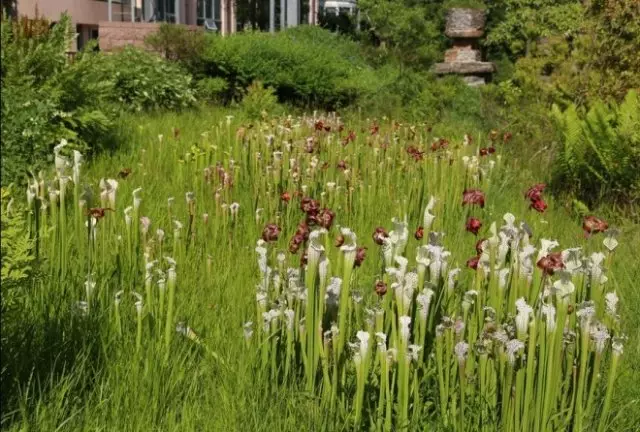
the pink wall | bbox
[18,1,198,26]
[17,0,114,25]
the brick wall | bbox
[98,21,201,52]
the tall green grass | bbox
[2,107,638,431]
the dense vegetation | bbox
[1,1,639,431]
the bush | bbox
[144,23,207,76]
[201,26,381,109]
[93,47,197,112]
[551,89,640,204]
[196,76,230,104]
[1,14,114,184]
[239,81,279,120]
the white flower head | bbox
[408,344,422,362]
[454,341,469,363]
[416,288,435,320]
[590,325,610,354]
[132,188,143,210]
[307,229,327,265]
[423,196,437,230]
[605,291,619,317]
[230,202,240,218]
[399,315,411,342]
[506,339,525,364]
[356,330,370,358]
[603,229,619,252]
[515,298,533,335]
[541,303,557,332]
[243,321,254,340]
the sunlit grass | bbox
[2,107,638,431]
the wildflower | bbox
[132,188,143,210]
[463,134,472,146]
[576,302,596,327]
[531,199,548,213]
[466,256,480,270]
[399,316,411,342]
[466,217,482,235]
[515,298,533,335]
[506,339,525,364]
[280,192,291,202]
[230,202,240,218]
[315,208,335,229]
[416,289,435,320]
[583,216,608,236]
[605,291,619,317]
[375,280,387,297]
[289,234,304,253]
[423,196,436,230]
[140,217,151,235]
[479,147,489,157]
[307,229,327,266]
[124,206,133,226]
[326,277,342,306]
[488,146,496,154]
[454,341,469,363]
[537,252,564,275]
[503,132,512,143]
[262,223,281,242]
[603,228,619,252]
[462,189,485,208]
[296,221,310,241]
[337,160,348,170]
[414,226,424,240]
[354,247,367,268]
[535,300,555,331]
[612,337,624,356]
[590,325,610,354]
[372,226,389,245]
[300,197,320,217]
[525,183,546,202]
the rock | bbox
[433,62,495,75]
[445,8,486,39]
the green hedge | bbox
[201,26,382,109]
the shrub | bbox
[93,47,197,112]
[201,26,381,109]
[551,89,640,204]
[196,76,230,104]
[1,13,114,185]
[144,23,207,76]
[239,81,279,120]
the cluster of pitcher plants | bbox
[14,111,625,431]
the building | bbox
[15,0,356,51]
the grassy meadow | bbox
[2,107,639,432]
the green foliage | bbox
[201,26,381,108]
[144,23,207,76]
[484,0,583,59]
[358,0,445,68]
[0,186,35,312]
[488,0,640,107]
[92,47,197,112]
[196,76,230,104]
[443,0,486,9]
[239,81,279,120]
[0,14,114,184]
[551,90,640,204]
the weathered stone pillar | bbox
[308,0,318,25]
[221,0,228,34]
[434,8,495,86]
